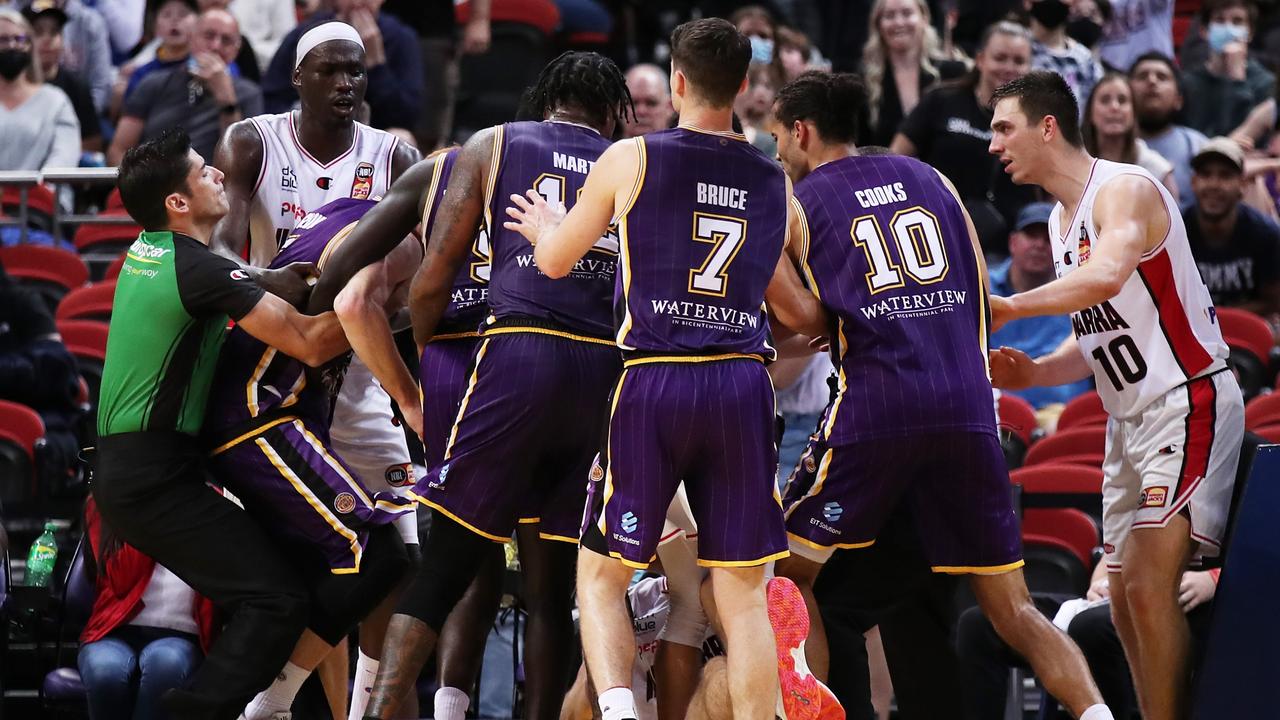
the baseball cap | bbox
[1014,202,1054,231]
[1191,136,1245,173]
[23,0,69,27]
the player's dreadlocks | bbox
[521,51,635,135]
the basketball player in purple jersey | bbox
[764,71,1113,720]
[505,19,832,720]
[307,148,504,720]
[356,52,636,720]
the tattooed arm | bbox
[409,127,495,348]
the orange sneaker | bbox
[768,577,845,720]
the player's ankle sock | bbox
[1080,704,1115,720]
[598,686,638,720]
[242,662,309,719]
[347,651,380,720]
[434,685,470,720]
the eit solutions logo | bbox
[620,511,638,534]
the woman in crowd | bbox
[892,21,1034,255]
[1083,72,1180,202]
[861,0,969,147]
[78,497,217,720]
[0,8,79,172]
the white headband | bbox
[295,22,365,70]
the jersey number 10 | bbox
[851,207,949,294]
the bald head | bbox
[193,8,240,64]
[624,63,674,138]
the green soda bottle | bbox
[26,522,58,588]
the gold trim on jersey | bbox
[972,233,991,377]
[782,447,834,521]
[615,139,647,350]
[210,415,298,455]
[255,436,363,574]
[596,368,630,538]
[787,532,876,552]
[482,325,616,346]
[443,338,491,459]
[316,220,361,271]
[407,491,510,543]
[790,196,811,264]
[430,331,482,342]
[820,318,849,440]
[931,559,1026,575]
[677,123,748,142]
[622,353,764,368]
[483,125,504,217]
[698,549,790,568]
[418,153,450,251]
[245,347,276,417]
[540,532,580,544]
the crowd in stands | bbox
[1,0,1280,718]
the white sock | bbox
[1080,704,1115,720]
[242,661,310,719]
[598,686,638,720]
[347,651,380,720]
[434,685,470,720]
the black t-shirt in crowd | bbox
[49,66,99,142]
[1184,202,1280,307]
[383,0,454,39]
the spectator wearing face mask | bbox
[1026,0,1104,112]
[0,8,80,172]
[25,0,102,154]
[1181,0,1275,138]
[731,5,777,65]
[1062,0,1111,54]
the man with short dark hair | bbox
[1180,0,1275,137]
[108,7,262,165]
[92,128,348,720]
[1130,52,1207,202]
[989,70,1245,720]
[1185,136,1280,316]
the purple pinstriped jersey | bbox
[794,154,996,444]
[206,198,374,436]
[485,121,616,338]
[614,127,785,358]
[429,148,489,334]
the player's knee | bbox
[1117,568,1177,617]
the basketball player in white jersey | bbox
[986,71,1244,720]
[209,20,423,720]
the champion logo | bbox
[822,502,843,523]
[1158,445,1178,455]
[229,269,250,280]
[620,511,638,534]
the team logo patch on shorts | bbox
[822,502,843,523]
[334,492,357,514]
[1103,543,1115,554]
[385,464,413,487]
[1139,486,1168,508]
[620,511,638,534]
[803,454,817,473]
[589,457,605,482]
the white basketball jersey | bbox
[246,111,398,266]
[1048,159,1228,420]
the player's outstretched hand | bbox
[504,189,566,247]
[256,261,319,309]
[988,294,1015,332]
[988,346,1038,390]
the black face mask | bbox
[1030,0,1071,29]
[0,50,29,81]
[1066,18,1105,48]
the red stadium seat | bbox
[103,253,126,281]
[997,393,1039,447]
[56,281,116,322]
[0,399,45,500]
[0,245,89,309]
[56,320,109,363]
[0,183,55,219]
[105,187,125,211]
[72,214,142,253]
[1023,508,1099,570]
[1023,426,1106,467]
[1245,393,1280,430]
[1056,390,1107,430]
[1253,424,1280,443]
[1217,307,1275,369]
[1010,463,1105,496]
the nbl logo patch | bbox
[385,464,413,487]
[351,162,375,200]
[1139,486,1168,508]
[334,492,356,514]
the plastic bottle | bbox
[25,522,58,588]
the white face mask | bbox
[1207,22,1248,52]
[749,35,774,64]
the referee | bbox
[92,129,349,720]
